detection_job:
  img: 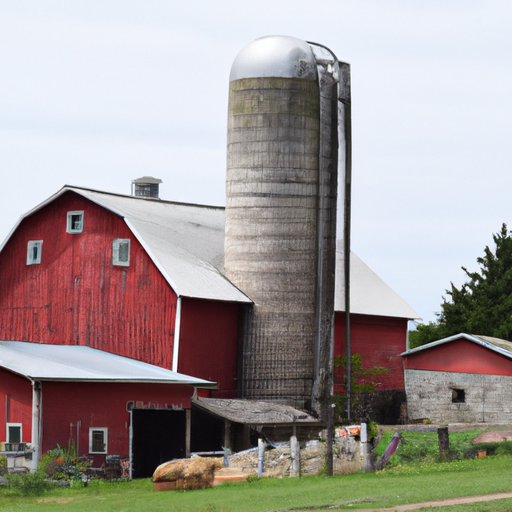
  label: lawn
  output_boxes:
[2,428,512,512]
[2,454,512,512]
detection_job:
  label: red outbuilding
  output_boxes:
[402,333,512,423]
[0,341,213,477]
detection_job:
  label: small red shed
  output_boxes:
[402,333,512,423]
[0,341,213,477]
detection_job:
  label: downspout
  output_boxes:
[30,379,42,472]
[172,296,182,372]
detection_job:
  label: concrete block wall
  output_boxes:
[405,369,512,423]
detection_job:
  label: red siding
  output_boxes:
[178,298,241,398]
[403,338,512,376]
[334,313,408,391]
[0,369,32,444]
[0,192,177,368]
[41,381,194,463]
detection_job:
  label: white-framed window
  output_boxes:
[112,239,130,267]
[26,240,43,265]
[6,423,22,443]
[89,427,108,454]
[66,210,84,233]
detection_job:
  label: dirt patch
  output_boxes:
[473,430,512,443]
[353,492,512,511]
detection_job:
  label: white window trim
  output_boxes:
[66,210,84,234]
[89,427,108,454]
[6,422,22,443]
[112,239,130,267]
[26,240,43,265]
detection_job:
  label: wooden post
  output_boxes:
[224,419,232,451]
[360,422,373,472]
[438,426,449,462]
[257,438,266,478]
[290,435,300,477]
[185,409,191,458]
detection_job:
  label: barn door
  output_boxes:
[131,409,186,478]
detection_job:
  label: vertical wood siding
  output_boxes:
[41,381,194,461]
[178,298,241,398]
[0,369,32,443]
[0,192,177,368]
[334,313,408,391]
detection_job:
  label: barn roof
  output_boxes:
[193,397,320,426]
[3,185,418,319]
[0,341,216,386]
[335,247,419,319]
[13,185,250,303]
[402,333,512,360]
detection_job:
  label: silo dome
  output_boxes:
[230,35,317,81]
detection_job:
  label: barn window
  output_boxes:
[451,388,465,403]
[112,239,130,267]
[66,211,84,233]
[89,428,108,454]
[6,423,22,443]
[26,240,43,265]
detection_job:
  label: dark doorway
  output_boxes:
[131,409,186,478]
[190,405,224,453]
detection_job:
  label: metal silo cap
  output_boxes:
[230,35,318,81]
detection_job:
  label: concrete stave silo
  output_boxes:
[224,36,343,415]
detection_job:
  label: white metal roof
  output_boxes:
[11,186,251,303]
[402,333,512,359]
[0,341,215,385]
[3,185,418,319]
[335,248,420,319]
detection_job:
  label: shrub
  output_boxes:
[39,442,91,481]
[0,455,7,474]
[6,471,53,496]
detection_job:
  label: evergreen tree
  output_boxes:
[410,223,512,347]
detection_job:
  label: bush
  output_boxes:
[39,443,91,481]
[0,455,7,475]
[6,471,53,496]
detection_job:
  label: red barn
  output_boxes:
[334,249,419,421]
[0,184,417,470]
[402,333,512,423]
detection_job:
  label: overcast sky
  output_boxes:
[1,1,511,324]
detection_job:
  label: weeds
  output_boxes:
[5,471,53,496]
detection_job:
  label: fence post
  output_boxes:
[257,438,266,478]
[290,435,300,476]
[438,426,450,462]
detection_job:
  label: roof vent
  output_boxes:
[131,176,162,199]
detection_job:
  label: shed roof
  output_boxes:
[2,185,418,319]
[0,341,215,386]
[401,333,512,360]
[193,397,320,426]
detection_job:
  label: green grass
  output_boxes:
[375,428,486,464]
[2,455,512,511]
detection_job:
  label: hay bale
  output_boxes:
[152,457,222,490]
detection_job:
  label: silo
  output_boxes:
[225,36,341,414]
